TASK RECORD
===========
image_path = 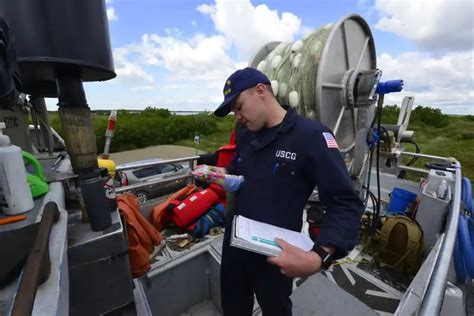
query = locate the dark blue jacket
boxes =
[228,108,364,259]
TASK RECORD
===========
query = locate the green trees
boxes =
[49,108,218,153]
[381,105,449,128]
[381,105,400,124]
[411,106,449,128]
[97,110,217,152]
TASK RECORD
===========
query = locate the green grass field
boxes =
[405,116,474,179]
[175,115,235,153]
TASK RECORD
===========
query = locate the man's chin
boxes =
[247,124,257,132]
[245,121,263,132]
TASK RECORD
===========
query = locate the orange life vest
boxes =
[117,193,163,277]
[150,184,197,231]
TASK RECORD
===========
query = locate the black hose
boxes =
[380,125,390,138]
[363,185,379,215]
[364,148,374,208]
[370,95,384,235]
[401,139,421,166]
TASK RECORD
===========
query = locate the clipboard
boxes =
[230,215,314,256]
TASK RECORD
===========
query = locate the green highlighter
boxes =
[23,151,49,198]
[251,236,280,247]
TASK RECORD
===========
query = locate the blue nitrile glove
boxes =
[224,175,244,192]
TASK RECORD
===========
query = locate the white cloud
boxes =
[113,47,155,83]
[197,0,302,58]
[372,0,473,113]
[107,7,118,21]
[84,0,306,111]
[374,0,473,51]
[141,33,235,79]
[105,0,118,21]
[87,31,246,111]
[130,85,156,91]
[378,50,474,114]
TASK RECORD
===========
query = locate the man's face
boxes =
[231,84,267,132]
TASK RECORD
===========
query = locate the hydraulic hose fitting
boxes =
[376,80,404,95]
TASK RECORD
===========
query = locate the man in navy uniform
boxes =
[214,67,364,316]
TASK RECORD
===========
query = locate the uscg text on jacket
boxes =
[275,150,297,160]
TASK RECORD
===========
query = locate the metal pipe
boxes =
[398,165,430,175]
[115,156,200,172]
[115,173,193,194]
[12,202,60,316]
[56,74,98,173]
[333,107,345,135]
[30,96,54,155]
[103,138,112,158]
[400,151,453,162]
[340,140,355,154]
[419,161,462,315]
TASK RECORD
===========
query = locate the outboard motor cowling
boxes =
[0,0,115,97]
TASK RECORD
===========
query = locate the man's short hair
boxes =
[214,67,271,117]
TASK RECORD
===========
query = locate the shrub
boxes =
[411,106,449,128]
[460,132,474,140]
[464,115,474,122]
[49,108,219,153]
[142,107,171,118]
[381,105,400,124]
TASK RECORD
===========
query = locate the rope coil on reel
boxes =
[255,24,334,120]
[249,14,377,157]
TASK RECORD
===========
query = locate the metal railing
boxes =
[115,156,199,172]
[115,156,199,194]
[398,151,457,175]
[394,152,462,315]
[115,173,194,194]
[418,160,462,315]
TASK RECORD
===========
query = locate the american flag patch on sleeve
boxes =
[322,132,339,149]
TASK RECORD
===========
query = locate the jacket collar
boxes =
[249,107,298,150]
[278,107,298,134]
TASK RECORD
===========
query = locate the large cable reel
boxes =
[249,14,378,164]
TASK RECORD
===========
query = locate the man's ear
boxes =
[255,83,266,97]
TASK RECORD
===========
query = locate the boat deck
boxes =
[131,226,412,316]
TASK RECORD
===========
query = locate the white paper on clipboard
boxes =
[230,215,314,256]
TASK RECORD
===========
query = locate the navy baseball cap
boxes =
[214,67,271,117]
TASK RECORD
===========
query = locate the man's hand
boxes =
[191,165,227,185]
[267,238,322,278]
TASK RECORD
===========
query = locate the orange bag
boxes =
[118,194,163,277]
[150,184,197,230]
[127,227,152,277]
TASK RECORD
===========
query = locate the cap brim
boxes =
[214,92,238,117]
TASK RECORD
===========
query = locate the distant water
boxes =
[171,111,207,116]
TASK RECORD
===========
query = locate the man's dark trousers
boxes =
[220,229,293,316]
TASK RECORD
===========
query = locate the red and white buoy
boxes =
[101,110,117,159]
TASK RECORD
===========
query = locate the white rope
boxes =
[256,24,334,120]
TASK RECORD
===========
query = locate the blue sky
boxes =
[47,0,473,114]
